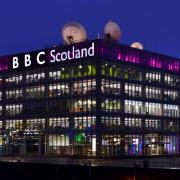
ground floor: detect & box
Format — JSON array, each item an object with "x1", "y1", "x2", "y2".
[{"x1": 0, "y1": 133, "x2": 179, "y2": 157}]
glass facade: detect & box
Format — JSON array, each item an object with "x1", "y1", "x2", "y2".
[{"x1": 0, "y1": 39, "x2": 180, "y2": 157}]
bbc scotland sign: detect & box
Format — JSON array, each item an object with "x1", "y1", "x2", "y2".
[{"x1": 12, "y1": 42, "x2": 95, "y2": 69}]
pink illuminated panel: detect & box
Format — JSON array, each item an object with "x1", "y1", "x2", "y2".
[
  {"x1": 99, "y1": 42, "x2": 180, "y2": 73},
  {"x1": 0, "y1": 57, "x2": 10, "y2": 72},
  {"x1": 168, "y1": 61, "x2": 179, "y2": 72},
  {"x1": 149, "y1": 58, "x2": 162, "y2": 69},
  {"x1": 125, "y1": 54, "x2": 140, "y2": 64}
]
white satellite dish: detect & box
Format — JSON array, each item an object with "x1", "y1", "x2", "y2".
[
  {"x1": 104, "y1": 20, "x2": 121, "y2": 41},
  {"x1": 62, "y1": 21, "x2": 87, "y2": 44},
  {"x1": 131, "y1": 42, "x2": 143, "y2": 50}
]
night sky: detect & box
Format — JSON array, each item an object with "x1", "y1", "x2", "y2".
[{"x1": 0, "y1": 0, "x2": 180, "y2": 58}]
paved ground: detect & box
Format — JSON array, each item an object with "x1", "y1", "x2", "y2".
[{"x1": 0, "y1": 156, "x2": 180, "y2": 169}]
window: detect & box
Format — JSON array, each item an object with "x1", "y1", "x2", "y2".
[
  {"x1": 49, "y1": 66, "x2": 70, "y2": 80},
  {"x1": 164, "y1": 74, "x2": 180, "y2": 86},
  {"x1": 5, "y1": 73, "x2": 23, "y2": 85},
  {"x1": 26, "y1": 85, "x2": 45, "y2": 99},
  {"x1": 0, "y1": 76, "x2": 3, "y2": 85},
  {"x1": 49, "y1": 83, "x2": 69, "y2": 97},
  {"x1": 145, "y1": 86, "x2": 161, "y2": 100},
  {"x1": 125, "y1": 135, "x2": 142, "y2": 156},
  {"x1": 101, "y1": 79, "x2": 120, "y2": 95},
  {"x1": 0, "y1": 121, "x2": 2, "y2": 132},
  {"x1": 163, "y1": 104, "x2": 179, "y2": 117},
  {"x1": 101, "y1": 117, "x2": 121, "y2": 130},
  {"x1": 145, "y1": 103, "x2": 162, "y2": 116},
  {"x1": 125, "y1": 118, "x2": 142, "y2": 128},
  {"x1": 0, "y1": 106, "x2": 2, "y2": 116},
  {"x1": 145, "y1": 119, "x2": 161, "y2": 130},
  {"x1": 125, "y1": 83, "x2": 142, "y2": 97},
  {"x1": 74, "y1": 116, "x2": 96, "y2": 130},
  {"x1": 49, "y1": 100, "x2": 70, "y2": 113},
  {"x1": 73, "y1": 79, "x2": 96, "y2": 95},
  {"x1": 26, "y1": 70, "x2": 45, "y2": 83},
  {"x1": 5, "y1": 120, "x2": 23, "y2": 132},
  {"x1": 49, "y1": 70, "x2": 61, "y2": 80},
  {"x1": 164, "y1": 120, "x2": 177, "y2": 132},
  {"x1": 0, "y1": 91, "x2": 2, "y2": 101},
  {"x1": 164, "y1": 89, "x2": 178, "y2": 101},
  {"x1": 125, "y1": 100, "x2": 143, "y2": 114},
  {"x1": 73, "y1": 64, "x2": 96, "y2": 77},
  {"x1": 6, "y1": 89, "x2": 23, "y2": 100},
  {"x1": 6, "y1": 104, "x2": 22, "y2": 116},
  {"x1": 73, "y1": 99, "x2": 96, "y2": 112},
  {"x1": 101, "y1": 99, "x2": 120, "y2": 112},
  {"x1": 102, "y1": 63, "x2": 121, "y2": 77},
  {"x1": 49, "y1": 118, "x2": 69, "y2": 131},
  {"x1": 145, "y1": 71, "x2": 161, "y2": 83},
  {"x1": 26, "y1": 118, "x2": 45, "y2": 131},
  {"x1": 124, "y1": 67, "x2": 142, "y2": 81}
]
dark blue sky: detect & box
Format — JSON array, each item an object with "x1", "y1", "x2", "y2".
[{"x1": 0, "y1": 0, "x2": 180, "y2": 57}]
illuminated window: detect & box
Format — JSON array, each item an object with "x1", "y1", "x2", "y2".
[
  {"x1": 73, "y1": 64, "x2": 95, "y2": 77},
  {"x1": 124, "y1": 67, "x2": 142, "y2": 81},
  {"x1": 101, "y1": 99, "x2": 120, "y2": 112},
  {"x1": 164, "y1": 74, "x2": 180, "y2": 86},
  {"x1": 102, "y1": 63, "x2": 121, "y2": 77},
  {"x1": 165, "y1": 120, "x2": 177, "y2": 132},
  {"x1": 101, "y1": 117, "x2": 121, "y2": 130},
  {"x1": 125, "y1": 83, "x2": 142, "y2": 97},
  {"x1": 26, "y1": 118, "x2": 45, "y2": 131},
  {"x1": 26, "y1": 85, "x2": 45, "y2": 99},
  {"x1": 5, "y1": 73, "x2": 23, "y2": 85},
  {"x1": 6, "y1": 89, "x2": 23, "y2": 100},
  {"x1": 49, "y1": 118, "x2": 69, "y2": 131},
  {"x1": 145, "y1": 86, "x2": 161, "y2": 100},
  {"x1": 125, "y1": 118, "x2": 142, "y2": 128},
  {"x1": 125, "y1": 135, "x2": 142, "y2": 156},
  {"x1": 145, "y1": 103, "x2": 162, "y2": 116},
  {"x1": 0, "y1": 76, "x2": 3, "y2": 85},
  {"x1": 101, "y1": 79, "x2": 120, "y2": 95},
  {"x1": 125, "y1": 100, "x2": 143, "y2": 114},
  {"x1": 49, "y1": 83, "x2": 69, "y2": 97},
  {"x1": 0, "y1": 121, "x2": 2, "y2": 132},
  {"x1": 73, "y1": 99, "x2": 96, "y2": 112},
  {"x1": 164, "y1": 89, "x2": 178, "y2": 101},
  {"x1": 74, "y1": 116, "x2": 96, "y2": 130},
  {"x1": 5, "y1": 120, "x2": 23, "y2": 131},
  {"x1": 0, "y1": 92, "x2": 2, "y2": 101},
  {"x1": 6, "y1": 104, "x2": 22, "y2": 116},
  {"x1": 145, "y1": 119, "x2": 161, "y2": 130},
  {"x1": 163, "y1": 104, "x2": 179, "y2": 117},
  {"x1": 49, "y1": 70, "x2": 61, "y2": 80},
  {"x1": 26, "y1": 69, "x2": 45, "y2": 83},
  {"x1": 73, "y1": 79, "x2": 96, "y2": 95},
  {"x1": 145, "y1": 71, "x2": 161, "y2": 83}
]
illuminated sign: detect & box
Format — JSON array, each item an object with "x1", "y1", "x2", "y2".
[
  {"x1": 12, "y1": 42, "x2": 95, "y2": 69},
  {"x1": 0, "y1": 39, "x2": 179, "y2": 73}
]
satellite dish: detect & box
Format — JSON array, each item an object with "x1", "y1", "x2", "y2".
[
  {"x1": 62, "y1": 21, "x2": 87, "y2": 44},
  {"x1": 104, "y1": 20, "x2": 121, "y2": 41},
  {"x1": 131, "y1": 42, "x2": 143, "y2": 50}
]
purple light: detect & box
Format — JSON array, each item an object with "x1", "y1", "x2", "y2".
[
  {"x1": 0, "y1": 57, "x2": 10, "y2": 72},
  {"x1": 149, "y1": 58, "x2": 162, "y2": 69},
  {"x1": 168, "y1": 61, "x2": 180, "y2": 72},
  {"x1": 117, "y1": 53, "x2": 121, "y2": 60},
  {"x1": 101, "y1": 48, "x2": 104, "y2": 54},
  {"x1": 117, "y1": 53, "x2": 140, "y2": 63}
]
